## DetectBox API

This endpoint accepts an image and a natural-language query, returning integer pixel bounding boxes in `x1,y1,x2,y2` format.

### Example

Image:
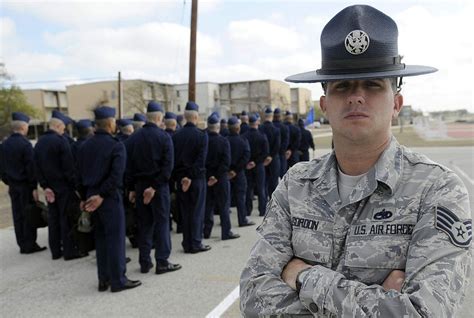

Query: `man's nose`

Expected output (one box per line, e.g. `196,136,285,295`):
348,86,365,105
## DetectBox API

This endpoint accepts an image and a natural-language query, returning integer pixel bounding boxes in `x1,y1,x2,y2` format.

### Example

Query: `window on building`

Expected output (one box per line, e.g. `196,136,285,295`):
111,90,116,100
177,90,180,97
177,104,181,112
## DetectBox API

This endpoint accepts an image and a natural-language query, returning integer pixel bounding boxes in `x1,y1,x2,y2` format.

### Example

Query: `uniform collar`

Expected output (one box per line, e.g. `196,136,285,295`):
144,122,158,128
184,122,196,128
300,137,402,210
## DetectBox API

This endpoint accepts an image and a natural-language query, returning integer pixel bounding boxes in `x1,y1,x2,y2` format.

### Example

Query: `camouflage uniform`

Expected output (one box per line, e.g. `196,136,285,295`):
240,137,472,317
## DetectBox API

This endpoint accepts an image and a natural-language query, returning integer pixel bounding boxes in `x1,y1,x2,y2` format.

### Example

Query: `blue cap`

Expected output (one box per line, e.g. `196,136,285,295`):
176,114,184,122
227,116,239,126
274,108,281,114
220,118,227,124
254,112,260,119
164,112,177,120
298,118,305,126
133,113,146,122
207,115,219,124
185,101,199,111
117,119,133,127
52,110,72,125
94,106,116,120
75,119,92,129
264,107,273,114
249,114,257,123
285,110,292,116
12,112,30,123
147,101,163,113
241,111,248,116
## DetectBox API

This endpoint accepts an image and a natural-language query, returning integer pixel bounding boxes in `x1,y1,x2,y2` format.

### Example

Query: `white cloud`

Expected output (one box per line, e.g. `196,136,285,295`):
6,52,64,80
228,19,306,53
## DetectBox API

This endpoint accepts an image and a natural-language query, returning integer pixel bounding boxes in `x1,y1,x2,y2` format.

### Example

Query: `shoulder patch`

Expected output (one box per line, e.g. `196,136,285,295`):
435,206,472,248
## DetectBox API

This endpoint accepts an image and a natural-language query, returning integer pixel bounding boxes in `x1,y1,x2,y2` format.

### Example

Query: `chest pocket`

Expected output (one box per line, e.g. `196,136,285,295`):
344,223,412,285
292,220,333,267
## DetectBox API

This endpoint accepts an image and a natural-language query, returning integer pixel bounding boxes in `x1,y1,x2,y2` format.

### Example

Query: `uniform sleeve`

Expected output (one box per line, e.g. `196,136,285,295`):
308,131,315,150
240,172,311,316
216,139,231,178
98,142,126,198
60,139,76,186
234,139,250,173
24,142,37,189
297,169,472,317
0,143,7,185
189,132,208,179
270,128,281,158
34,145,48,189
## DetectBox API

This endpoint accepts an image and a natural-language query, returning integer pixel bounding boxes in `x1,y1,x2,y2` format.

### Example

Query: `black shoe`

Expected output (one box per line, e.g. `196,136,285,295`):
52,253,63,260
98,281,110,292
203,233,211,239
126,257,131,264
155,262,182,275
184,244,211,254
222,233,240,240
140,263,153,273
64,252,89,261
239,221,256,227
110,279,142,293
21,245,47,254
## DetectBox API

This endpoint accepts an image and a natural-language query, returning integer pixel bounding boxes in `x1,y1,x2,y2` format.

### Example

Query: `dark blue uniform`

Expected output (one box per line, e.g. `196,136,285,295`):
172,122,208,252
285,122,301,168
240,122,250,135
76,130,127,290
116,132,130,143
219,127,230,137
2,133,39,252
227,132,251,226
204,131,232,239
71,136,88,163
259,121,281,198
273,120,289,177
34,130,79,259
126,122,174,270
243,128,269,216
298,125,315,161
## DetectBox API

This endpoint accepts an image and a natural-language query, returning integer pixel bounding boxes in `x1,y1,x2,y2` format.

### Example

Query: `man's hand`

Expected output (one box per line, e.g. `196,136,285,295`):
207,176,218,187
281,258,312,290
228,170,237,180
80,201,86,211
84,195,104,213
32,189,39,202
246,161,256,170
285,150,292,160
181,177,192,192
44,188,55,203
143,187,156,205
382,270,405,292
263,156,272,166
128,191,136,204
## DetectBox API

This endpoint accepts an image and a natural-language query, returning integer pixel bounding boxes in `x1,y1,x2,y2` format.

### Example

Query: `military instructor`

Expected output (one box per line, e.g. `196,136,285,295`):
240,5,471,317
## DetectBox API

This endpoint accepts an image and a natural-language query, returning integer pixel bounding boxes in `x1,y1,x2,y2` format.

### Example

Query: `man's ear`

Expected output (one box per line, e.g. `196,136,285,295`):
320,96,327,114
392,93,404,119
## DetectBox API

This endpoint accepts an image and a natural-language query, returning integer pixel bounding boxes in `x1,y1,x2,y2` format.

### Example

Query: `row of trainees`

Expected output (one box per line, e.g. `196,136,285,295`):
0,101,314,293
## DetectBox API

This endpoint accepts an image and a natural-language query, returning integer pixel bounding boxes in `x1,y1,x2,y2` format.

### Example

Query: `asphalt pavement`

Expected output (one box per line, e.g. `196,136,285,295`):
0,147,472,317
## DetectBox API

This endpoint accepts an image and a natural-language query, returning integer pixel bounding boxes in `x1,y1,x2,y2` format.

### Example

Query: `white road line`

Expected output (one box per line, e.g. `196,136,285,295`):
206,285,240,318
452,163,474,187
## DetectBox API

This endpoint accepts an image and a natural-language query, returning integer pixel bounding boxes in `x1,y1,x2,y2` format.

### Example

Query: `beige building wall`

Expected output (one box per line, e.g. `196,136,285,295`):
23,89,68,122
290,87,312,115
269,80,291,111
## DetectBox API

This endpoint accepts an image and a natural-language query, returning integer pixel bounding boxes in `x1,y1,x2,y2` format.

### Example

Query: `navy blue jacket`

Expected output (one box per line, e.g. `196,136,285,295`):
71,137,89,163
259,121,281,158
299,126,315,152
34,130,75,191
227,132,250,174
285,122,301,152
76,130,126,199
240,122,249,135
165,128,175,137
125,122,174,190
273,120,289,155
242,128,269,164
206,131,230,179
1,133,36,188
116,133,130,142
219,127,230,137
172,122,208,181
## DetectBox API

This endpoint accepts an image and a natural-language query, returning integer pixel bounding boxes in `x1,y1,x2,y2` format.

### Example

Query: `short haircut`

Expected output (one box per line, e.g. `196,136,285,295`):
229,125,240,134
164,119,177,128
184,110,198,121
11,120,27,132
146,111,163,122
95,117,114,130
77,126,94,139
207,123,220,132
49,117,64,129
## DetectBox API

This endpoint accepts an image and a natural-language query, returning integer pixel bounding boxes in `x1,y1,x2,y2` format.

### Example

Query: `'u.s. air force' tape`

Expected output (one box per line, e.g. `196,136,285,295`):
435,206,472,248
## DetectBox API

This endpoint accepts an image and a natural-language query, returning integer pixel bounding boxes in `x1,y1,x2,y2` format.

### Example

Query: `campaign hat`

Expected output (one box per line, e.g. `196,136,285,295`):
285,5,437,83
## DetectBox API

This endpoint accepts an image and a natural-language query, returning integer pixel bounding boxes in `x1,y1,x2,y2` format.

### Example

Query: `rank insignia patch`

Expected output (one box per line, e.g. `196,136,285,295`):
435,206,472,248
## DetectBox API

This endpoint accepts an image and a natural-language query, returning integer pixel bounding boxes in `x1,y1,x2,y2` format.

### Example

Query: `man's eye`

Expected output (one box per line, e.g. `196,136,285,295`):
366,81,382,88
335,82,349,90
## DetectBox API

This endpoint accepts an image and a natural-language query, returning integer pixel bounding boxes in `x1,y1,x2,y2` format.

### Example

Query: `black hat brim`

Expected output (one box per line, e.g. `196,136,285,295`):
285,65,437,83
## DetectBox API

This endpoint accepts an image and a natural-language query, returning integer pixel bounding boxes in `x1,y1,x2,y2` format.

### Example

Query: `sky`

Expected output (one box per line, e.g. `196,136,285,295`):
0,0,472,113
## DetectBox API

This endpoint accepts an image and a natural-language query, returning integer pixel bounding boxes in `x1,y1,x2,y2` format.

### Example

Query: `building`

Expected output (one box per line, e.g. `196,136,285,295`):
219,80,292,116
66,79,173,119
23,89,68,122
290,87,311,116
172,82,221,117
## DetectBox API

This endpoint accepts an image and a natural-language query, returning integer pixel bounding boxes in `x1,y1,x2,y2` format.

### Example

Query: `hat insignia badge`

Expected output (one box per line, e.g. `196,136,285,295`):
345,30,370,55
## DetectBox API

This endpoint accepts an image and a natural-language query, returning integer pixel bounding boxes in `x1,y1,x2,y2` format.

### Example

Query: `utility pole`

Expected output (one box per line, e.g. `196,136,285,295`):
188,0,198,102
118,71,122,118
